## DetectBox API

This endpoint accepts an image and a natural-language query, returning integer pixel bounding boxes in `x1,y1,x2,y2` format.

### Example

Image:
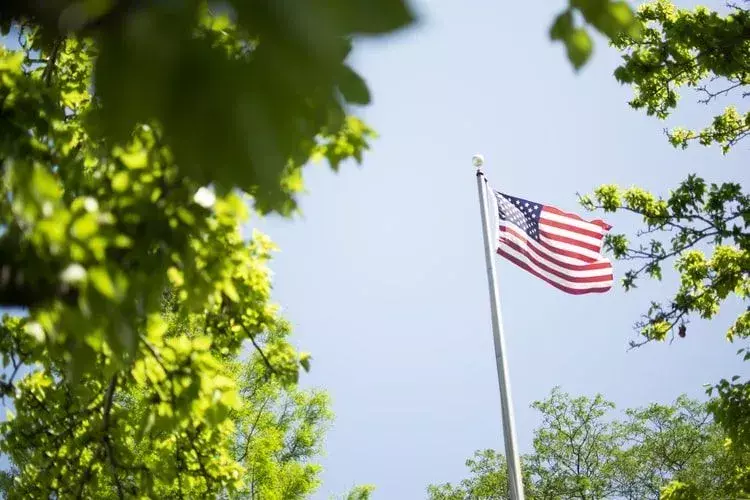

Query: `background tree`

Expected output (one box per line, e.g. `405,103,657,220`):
427,449,537,500
0,291,335,498
428,389,740,500
613,396,729,499
525,388,621,500
232,353,333,499
337,484,377,500
577,1,749,495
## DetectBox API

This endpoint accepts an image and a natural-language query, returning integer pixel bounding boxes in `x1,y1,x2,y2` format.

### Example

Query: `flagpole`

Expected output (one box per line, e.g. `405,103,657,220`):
473,154,525,500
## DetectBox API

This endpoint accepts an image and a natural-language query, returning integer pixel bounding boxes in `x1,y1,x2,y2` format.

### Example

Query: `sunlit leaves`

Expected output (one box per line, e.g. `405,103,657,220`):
581,177,748,344
0,0,402,493
660,481,701,500
613,0,750,150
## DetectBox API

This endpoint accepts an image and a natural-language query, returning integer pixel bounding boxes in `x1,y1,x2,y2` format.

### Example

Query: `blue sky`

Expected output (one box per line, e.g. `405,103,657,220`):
249,0,747,497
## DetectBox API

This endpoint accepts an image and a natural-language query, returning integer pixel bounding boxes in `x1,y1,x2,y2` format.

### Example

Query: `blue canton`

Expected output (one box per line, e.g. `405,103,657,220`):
494,192,542,241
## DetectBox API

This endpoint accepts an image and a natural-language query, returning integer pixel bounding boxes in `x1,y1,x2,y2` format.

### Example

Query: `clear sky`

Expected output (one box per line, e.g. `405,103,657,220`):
249,0,747,497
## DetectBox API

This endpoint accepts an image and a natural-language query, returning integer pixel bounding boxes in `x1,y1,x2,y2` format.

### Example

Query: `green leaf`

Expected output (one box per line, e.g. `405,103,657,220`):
591,1,636,39
118,149,148,170
338,65,371,105
88,266,116,299
111,171,130,192
71,213,99,240
566,29,593,70
300,352,312,372
176,207,195,226
0,51,23,72
338,0,415,34
224,281,240,302
607,2,635,27
550,10,574,41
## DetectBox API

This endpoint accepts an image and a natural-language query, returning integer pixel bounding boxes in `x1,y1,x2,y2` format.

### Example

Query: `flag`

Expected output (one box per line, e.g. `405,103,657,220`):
492,190,614,295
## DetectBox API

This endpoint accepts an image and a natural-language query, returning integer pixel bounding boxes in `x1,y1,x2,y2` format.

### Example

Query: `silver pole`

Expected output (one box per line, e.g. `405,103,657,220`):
473,154,525,500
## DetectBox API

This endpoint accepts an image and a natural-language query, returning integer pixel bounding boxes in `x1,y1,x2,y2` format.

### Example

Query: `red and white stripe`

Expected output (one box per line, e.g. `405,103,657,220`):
496,204,614,295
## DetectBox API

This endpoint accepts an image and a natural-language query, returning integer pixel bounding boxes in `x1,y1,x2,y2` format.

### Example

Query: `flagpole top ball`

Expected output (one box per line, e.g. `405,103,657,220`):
472,154,484,168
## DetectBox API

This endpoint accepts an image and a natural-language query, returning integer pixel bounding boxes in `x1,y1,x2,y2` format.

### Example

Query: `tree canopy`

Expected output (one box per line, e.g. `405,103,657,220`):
428,388,748,500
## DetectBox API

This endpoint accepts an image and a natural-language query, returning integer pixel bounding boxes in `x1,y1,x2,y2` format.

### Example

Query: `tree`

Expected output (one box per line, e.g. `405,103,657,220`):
612,0,750,152
428,390,741,500
0,2,413,496
613,395,724,499
0,292,335,498
427,449,533,500
579,0,749,346
576,1,749,494
232,350,333,499
337,484,377,500
526,388,621,500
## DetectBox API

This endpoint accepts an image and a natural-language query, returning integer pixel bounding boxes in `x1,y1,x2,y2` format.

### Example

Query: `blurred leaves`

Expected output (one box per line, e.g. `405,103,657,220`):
2,0,413,213
551,0,641,70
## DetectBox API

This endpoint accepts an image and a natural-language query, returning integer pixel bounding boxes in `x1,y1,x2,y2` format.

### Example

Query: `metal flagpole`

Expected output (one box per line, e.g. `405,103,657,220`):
473,154,525,500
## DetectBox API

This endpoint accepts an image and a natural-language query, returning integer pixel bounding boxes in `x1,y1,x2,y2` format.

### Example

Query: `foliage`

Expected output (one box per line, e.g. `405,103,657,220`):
0,1,413,496
612,0,750,152
426,449,535,500
427,389,747,500
526,388,620,499
232,353,334,499
0,0,413,213
581,0,750,345
578,4,750,496
0,297,334,498
614,395,741,499
337,484,377,500
579,176,748,346
550,0,641,70
580,177,748,474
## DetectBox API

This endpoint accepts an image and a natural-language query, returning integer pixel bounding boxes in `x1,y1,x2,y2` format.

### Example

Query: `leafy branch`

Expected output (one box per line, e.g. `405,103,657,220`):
580,176,749,346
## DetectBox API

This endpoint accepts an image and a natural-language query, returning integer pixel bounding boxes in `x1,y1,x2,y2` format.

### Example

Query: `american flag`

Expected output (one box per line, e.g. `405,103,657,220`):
493,191,614,295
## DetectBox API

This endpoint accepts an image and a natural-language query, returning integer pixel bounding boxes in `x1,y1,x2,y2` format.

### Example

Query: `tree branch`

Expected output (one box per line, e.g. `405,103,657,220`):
239,395,271,462
696,79,745,104
102,375,125,500
242,326,276,376
42,39,63,86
